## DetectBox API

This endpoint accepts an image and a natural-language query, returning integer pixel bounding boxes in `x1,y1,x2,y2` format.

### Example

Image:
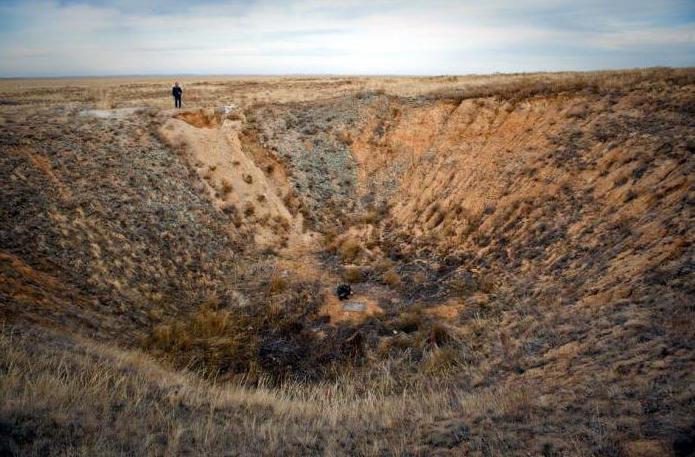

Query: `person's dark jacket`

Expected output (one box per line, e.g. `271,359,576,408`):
172,86,182,98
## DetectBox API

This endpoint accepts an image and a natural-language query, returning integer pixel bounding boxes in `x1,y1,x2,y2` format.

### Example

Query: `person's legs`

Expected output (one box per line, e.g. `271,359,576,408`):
175,97,181,108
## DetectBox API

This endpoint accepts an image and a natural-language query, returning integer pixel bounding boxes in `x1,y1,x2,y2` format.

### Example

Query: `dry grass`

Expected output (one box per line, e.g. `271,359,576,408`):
1,326,554,456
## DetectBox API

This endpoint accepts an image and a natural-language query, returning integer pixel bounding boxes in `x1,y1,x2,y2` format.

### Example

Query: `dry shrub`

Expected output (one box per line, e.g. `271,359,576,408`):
423,347,462,375
223,204,242,226
478,275,495,293
144,278,366,383
272,215,291,232
344,266,362,283
339,239,362,262
146,308,163,322
382,268,401,287
146,306,251,375
243,202,255,217
413,271,428,285
428,322,454,347
448,271,477,295
360,205,389,225
323,226,338,245
337,129,353,145
243,174,253,184
269,272,288,293
373,258,394,274
377,333,415,356
393,308,424,333
361,210,381,224
221,179,233,195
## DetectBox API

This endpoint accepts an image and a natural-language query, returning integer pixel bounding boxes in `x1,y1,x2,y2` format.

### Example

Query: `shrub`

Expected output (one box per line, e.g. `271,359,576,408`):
344,266,362,283
269,272,288,293
339,239,361,262
423,347,462,375
393,309,423,333
144,278,361,383
221,179,233,195
413,271,428,285
223,204,242,226
382,268,401,287
243,202,255,217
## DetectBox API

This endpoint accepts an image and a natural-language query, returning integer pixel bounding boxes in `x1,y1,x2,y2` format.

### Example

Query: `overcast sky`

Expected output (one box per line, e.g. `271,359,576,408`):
0,0,693,77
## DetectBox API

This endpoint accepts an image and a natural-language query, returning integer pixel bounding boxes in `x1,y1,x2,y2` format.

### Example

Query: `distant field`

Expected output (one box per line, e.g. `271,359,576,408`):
3,68,692,107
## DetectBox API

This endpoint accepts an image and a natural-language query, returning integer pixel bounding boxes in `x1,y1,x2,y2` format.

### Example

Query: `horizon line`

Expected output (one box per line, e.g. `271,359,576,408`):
1,66,691,80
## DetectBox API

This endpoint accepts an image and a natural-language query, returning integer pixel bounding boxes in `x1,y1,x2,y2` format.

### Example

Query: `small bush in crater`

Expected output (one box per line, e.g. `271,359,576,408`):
269,272,288,293
221,179,233,195
382,268,401,287
344,266,362,283
423,347,462,375
339,239,361,262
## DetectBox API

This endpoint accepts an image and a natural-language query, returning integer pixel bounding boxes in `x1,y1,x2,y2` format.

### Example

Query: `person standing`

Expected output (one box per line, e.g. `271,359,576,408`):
172,82,183,108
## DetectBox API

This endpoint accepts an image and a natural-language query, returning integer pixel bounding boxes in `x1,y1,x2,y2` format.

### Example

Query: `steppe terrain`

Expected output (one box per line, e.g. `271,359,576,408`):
1,69,693,456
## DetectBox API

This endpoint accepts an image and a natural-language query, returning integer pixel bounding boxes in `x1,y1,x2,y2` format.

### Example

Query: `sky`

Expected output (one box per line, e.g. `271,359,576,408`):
0,0,693,77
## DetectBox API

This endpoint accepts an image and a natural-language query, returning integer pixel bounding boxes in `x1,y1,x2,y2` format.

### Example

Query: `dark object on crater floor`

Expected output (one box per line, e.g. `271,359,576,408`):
336,284,352,300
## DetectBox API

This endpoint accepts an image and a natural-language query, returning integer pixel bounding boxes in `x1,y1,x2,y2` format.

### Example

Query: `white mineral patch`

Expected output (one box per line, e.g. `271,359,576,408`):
342,302,366,312
79,108,144,119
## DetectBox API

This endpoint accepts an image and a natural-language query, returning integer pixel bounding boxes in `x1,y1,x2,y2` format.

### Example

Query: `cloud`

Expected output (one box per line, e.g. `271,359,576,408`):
0,0,693,76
